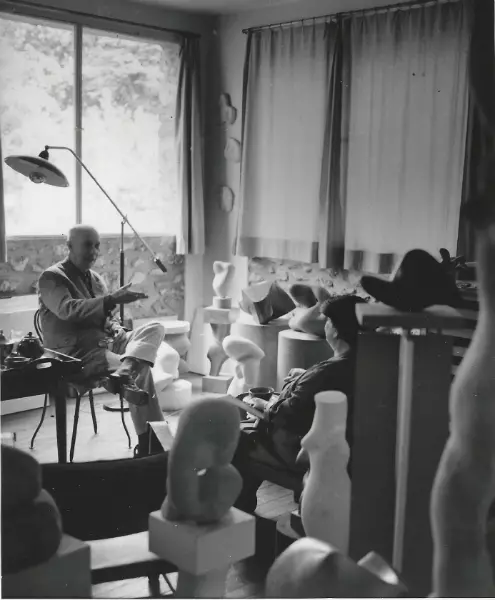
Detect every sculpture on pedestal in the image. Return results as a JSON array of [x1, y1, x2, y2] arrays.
[[266, 537, 407, 598], [161, 397, 243, 525], [430, 197, 495, 597], [240, 280, 295, 325], [206, 262, 236, 378], [288, 284, 331, 338], [360, 249, 466, 312], [2, 446, 63, 575], [223, 335, 265, 397], [297, 391, 351, 553]]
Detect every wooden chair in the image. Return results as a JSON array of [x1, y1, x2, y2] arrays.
[[31, 309, 131, 461], [41, 453, 176, 595]]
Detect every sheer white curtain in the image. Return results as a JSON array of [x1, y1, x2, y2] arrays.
[[236, 21, 338, 262], [343, 0, 470, 274]]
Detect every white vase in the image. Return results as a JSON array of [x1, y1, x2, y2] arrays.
[[300, 390, 351, 553]]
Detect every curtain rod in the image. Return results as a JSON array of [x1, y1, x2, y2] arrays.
[[0, 0, 201, 39], [242, 0, 461, 34]]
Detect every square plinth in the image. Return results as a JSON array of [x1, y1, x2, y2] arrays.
[[202, 375, 233, 394], [203, 306, 240, 325], [2, 535, 91, 598], [149, 508, 255, 575]]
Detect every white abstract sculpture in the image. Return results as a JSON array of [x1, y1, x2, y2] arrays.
[[212, 261, 235, 308], [299, 391, 351, 553], [222, 335, 264, 398]]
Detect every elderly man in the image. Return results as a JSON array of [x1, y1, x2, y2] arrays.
[[38, 225, 165, 457]]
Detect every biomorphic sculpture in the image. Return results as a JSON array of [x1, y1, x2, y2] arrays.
[[265, 537, 407, 598], [222, 335, 265, 397], [288, 284, 331, 338], [2, 446, 63, 575], [161, 397, 243, 524], [240, 280, 295, 325], [298, 391, 351, 553], [430, 200, 495, 597]]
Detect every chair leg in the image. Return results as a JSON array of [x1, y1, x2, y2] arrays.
[[70, 392, 82, 463], [30, 393, 49, 450], [119, 393, 132, 449], [148, 574, 161, 597], [88, 390, 98, 434]]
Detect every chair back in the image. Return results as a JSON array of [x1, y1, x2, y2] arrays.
[[41, 452, 169, 541], [34, 309, 43, 343]]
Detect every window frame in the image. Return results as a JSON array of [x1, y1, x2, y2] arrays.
[[0, 0, 191, 237]]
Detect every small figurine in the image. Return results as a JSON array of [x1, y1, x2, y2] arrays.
[[222, 335, 265, 397]]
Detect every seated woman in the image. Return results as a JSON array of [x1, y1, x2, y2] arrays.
[[233, 294, 367, 512]]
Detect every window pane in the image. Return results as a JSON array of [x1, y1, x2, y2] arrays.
[[0, 15, 76, 236], [81, 30, 180, 235]]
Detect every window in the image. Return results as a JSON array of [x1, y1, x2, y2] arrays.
[[0, 14, 180, 237]]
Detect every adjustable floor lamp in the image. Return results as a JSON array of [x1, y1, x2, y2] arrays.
[[4, 145, 168, 326]]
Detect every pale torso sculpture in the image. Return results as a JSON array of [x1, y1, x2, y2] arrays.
[[207, 262, 236, 377], [430, 216, 495, 597], [161, 397, 243, 524], [222, 335, 265, 397], [298, 391, 351, 553]]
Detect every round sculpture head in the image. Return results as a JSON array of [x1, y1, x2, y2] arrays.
[[265, 537, 406, 598], [161, 397, 243, 524]]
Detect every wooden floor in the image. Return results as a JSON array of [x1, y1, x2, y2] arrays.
[[1, 374, 297, 598]]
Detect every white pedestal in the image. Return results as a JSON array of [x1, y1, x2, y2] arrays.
[[149, 508, 255, 574], [202, 375, 233, 394], [2, 535, 91, 598]]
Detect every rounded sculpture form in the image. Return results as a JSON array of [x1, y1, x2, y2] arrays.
[[1, 446, 63, 575], [223, 335, 265, 397], [161, 397, 243, 524], [265, 537, 407, 598]]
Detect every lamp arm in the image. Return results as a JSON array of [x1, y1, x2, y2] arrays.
[[46, 146, 167, 273]]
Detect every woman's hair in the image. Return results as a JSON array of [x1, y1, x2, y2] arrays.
[[320, 295, 368, 346]]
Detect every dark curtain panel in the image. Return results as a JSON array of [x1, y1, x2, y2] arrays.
[[318, 19, 349, 269], [457, 0, 495, 260]]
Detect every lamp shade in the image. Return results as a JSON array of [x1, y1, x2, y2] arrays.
[[4, 155, 69, 187]]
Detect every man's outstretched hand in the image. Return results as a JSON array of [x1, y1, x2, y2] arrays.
[[110, 283, 148, 305]]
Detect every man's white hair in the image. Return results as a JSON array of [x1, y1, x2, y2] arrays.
[[67, 225, 99, 245]]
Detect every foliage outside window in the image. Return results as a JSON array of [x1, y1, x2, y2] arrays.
[[0, 14, 180, 237]]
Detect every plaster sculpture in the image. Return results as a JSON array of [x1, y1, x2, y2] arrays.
[[222, 335, 265, 397], [219, 186, 235, 213], [2, 446, 63, 575], [298, 391, 351, 553], [161, 397, 243, 524], [219, 93, 237, 125], [150, 397, 256, 597], [265, 537, 407, 598], [288, 284, 332, 338], [240, 280, 296, 325], [213, 261, 235, 303], [430, 202, 495, 597], [224, 138, 242, 163]]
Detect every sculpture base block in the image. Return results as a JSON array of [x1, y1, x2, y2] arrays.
[[149, 508, 255, 575], [213, 296, 232, 309], [204, 306, 240, 325], [202, 375, 233, 394], [2, 535, 91, 599]]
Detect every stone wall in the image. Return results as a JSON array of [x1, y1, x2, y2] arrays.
[[248, 257, 365, 298], [0, 235, 185, 319]]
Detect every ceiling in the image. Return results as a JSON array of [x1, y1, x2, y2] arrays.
[[134, 0, 303, 15]]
